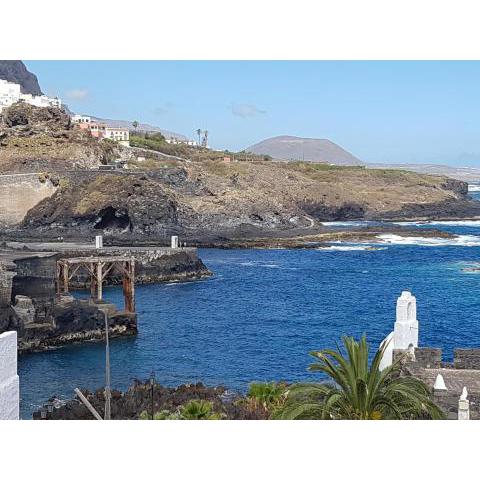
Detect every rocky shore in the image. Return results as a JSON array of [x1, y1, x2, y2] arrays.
[[33, 380, 269, 420], [1, 295, 137, 353], [0, 241, 211, 353]]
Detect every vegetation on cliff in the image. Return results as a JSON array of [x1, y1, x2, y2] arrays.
[[0, 103, 119, 172], [20, 157, 478, 239]]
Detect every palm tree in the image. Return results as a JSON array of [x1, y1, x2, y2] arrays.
[[132, 120, 139, 133], [196, 128, 202, 146], [274, 335, 444, 420], [246, 382, 286, 414], [179, 400, 224, 420]]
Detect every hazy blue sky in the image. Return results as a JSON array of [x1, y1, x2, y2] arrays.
[[25, 61, 480, 166]]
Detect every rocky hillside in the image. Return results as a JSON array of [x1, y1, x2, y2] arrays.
[[247, 135, 364, 165], [0, 103, 120, 172], [0, 60, 42, 95], [19, 160, 480, 240]]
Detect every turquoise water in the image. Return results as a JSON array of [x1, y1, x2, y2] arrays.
[[17, 189, 480, 418]]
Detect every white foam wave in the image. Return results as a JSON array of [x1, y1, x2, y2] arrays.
[[394, 220, 480, 227], [468, 184, 480, 192], [321, 221, 374, 227], [375, 234, 480, 246], [318, 245, 387, 251]]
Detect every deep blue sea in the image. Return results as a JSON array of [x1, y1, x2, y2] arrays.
[[18, 190, 480, 418]]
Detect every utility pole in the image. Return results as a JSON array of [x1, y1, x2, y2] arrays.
[[104, 311, 111, 420]]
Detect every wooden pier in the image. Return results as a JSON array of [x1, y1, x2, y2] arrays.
[[56, 256, 135, 313]]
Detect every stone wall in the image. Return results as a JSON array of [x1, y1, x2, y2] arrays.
[[0, 267, 15, 306], [0, 173, 57, 225], [0, 331, 19, 420], [453, 349, 480, 370]]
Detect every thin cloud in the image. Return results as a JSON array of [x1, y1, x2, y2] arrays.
[[153, 102, 175, 115], [230, 103, 266, 118], [65, 89, 89, 100]]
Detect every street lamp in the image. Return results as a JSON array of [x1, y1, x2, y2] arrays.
[[104, 311, 111, 420], [149, 371, 156, 420]]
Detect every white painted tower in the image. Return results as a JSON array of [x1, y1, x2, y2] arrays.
[[379, 291, 419, 370], [393, 291, 418, 350]]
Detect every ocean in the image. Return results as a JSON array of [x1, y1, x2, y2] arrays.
[[17, 189, 480, 418]]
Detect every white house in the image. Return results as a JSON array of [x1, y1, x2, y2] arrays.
[[0, 79, 61, 111], [71, 114, 91, 124], [0, 79, 21, 109], [104, 127, 130, 146]]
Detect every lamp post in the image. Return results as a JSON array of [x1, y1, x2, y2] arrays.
[[149, 371, 155, 420], [104, 311, 111, 420]]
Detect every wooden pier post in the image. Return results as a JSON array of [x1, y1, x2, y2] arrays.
[[56, 256, 136, 313]]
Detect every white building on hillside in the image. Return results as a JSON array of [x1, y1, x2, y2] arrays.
[[165, 136, 197, 146], [104, 127, 130, 146], [0, 79, 62, 111], [71, 114, 91, 124], [0, 79, 21, 109]]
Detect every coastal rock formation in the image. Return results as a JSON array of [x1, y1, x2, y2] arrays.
[[0, 103, 120, 172], [33, 381, 269, 420], [0, 60, 42, 95], [18, 161, 480, 240], [0, 294, 137, 353]]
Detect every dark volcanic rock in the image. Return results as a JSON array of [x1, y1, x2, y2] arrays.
[[34, 380, 268, 420], [0, 60, 42, 95], [1, 102, 71, 132]]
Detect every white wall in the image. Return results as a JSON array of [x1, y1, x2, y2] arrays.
[[379, 291, 419, 370], [0, 331, 19, 420]]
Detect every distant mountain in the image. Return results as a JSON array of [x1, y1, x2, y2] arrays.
[[0, 60, 42, 95], [367, 163, 480, 182], [246, 135, 364, 166], [90, 116, 188, 140]]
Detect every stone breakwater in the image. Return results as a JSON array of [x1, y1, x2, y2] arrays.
[[0, 242, 212, 352]]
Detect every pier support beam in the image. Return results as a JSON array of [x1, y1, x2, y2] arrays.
[[56, 256, 136, 313]]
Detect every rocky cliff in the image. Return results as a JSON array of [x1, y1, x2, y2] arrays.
[[0, 60, 42, 95], [18, 161, 480, 240], [0, 103, 120, 172]]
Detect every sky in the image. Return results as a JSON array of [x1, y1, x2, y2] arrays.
[[24, 61, 480, 167]]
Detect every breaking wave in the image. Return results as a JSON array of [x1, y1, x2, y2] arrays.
[[394, 220, 480, 227], [317, 245, 387, 251], [321, 221, 377, 227], [374, 234, 480, 246]]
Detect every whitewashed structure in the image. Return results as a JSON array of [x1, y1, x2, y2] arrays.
[[171, 236, 179, 249], [0, 331, 19, 420], [0, 79, 61, 111], [71, 114, 91, 124], [104, 127, 130, 146], [458, 387, 470, 420], [0, 80, 21, 108], [379, 291, 419, 370], [95, 235, 103, 249], [165, 136, 196, 146]]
